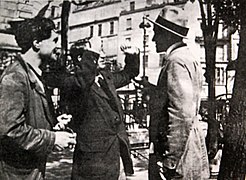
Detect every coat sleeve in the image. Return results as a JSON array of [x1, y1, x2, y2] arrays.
[[0, 72, 55, 155], [163, 60, 196, 169], [112, 53, 140, 89]]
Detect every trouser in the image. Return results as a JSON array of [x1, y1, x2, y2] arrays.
[[149, 153, 163, 180], [118, 157, 126, 180]]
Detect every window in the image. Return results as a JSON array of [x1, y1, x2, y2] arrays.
[[51, 6, 56, 18], [110, 21, 114, 35], [56, 21, 60, 30], [126, 18, 132, 30], [216, 46, 224, 61], [130, 1, 135, 11], [145, 35, 149, 47], [143, 55, 148, 68], [202, 67, 207, 85], [200, 45, 205, 61], [90, 26, 93, 37], [146, 0, 153, 5], [98, 24, 102, 36], [215, 67, 225, 85], [125, 37, 131, 42], [159, 53, 166, 67]]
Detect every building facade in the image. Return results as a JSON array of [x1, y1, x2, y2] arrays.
[[52, 0, 238, 99], [52, 0, 191, 83], [0, 0, 238, 99], [0, 0, 54, 73]]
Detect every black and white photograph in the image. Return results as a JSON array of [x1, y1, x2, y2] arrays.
[[0, 0, 244, 179]]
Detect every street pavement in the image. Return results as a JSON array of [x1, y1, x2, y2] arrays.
[[46, 128, 149, 180], [45, 149, 219, 180], [45, 127, 218, 180], [46, 148, 148, 180]]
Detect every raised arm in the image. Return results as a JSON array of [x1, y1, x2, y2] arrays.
[[113, 46, 140, 89]]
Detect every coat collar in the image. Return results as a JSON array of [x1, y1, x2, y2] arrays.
[[101, 70, 124, 116], [91, 70, 113, 100], [91, 83, 109, 100], [16, 55, 46, 97], [16, 55, 55, 126], [166, 41, 187, 57], [91, 70, 124, 116]]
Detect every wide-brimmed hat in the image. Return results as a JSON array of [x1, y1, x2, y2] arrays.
[[154, 5, 189, 37]]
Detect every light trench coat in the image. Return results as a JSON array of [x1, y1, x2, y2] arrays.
[[149, 43, 210, 180]]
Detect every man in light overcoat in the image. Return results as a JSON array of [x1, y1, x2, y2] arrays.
[[147, 5, 210, 180]]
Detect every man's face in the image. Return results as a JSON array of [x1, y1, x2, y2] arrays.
[[152, 26, 169, 53], [38, 31, 60, 61], [97, 52, 107, 69], [97, 57, 106, 69]]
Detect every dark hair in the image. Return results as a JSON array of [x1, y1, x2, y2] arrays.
[[11, 17, 55, 53]]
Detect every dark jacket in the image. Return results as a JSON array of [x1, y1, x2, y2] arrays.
[[0, 55, 55, 180], [63, 52, 139, 180]]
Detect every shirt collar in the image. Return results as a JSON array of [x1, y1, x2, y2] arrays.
[[166, 42, 186, 56]]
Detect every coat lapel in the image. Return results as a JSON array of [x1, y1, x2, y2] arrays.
[[16, 55, 46, 97], [100, 71, 124, 117], [90, 70, 124, 118], [91, 83, 110, 100], [16, 56, 54, 126]]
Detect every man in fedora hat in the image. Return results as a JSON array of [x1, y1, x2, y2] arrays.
[[145, 5, 210, 180]]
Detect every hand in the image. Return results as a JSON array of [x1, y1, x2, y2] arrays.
[[120, 44, 139, 55], [53, 114, 72, 131], [149, 142, 155, 154], [54, 131, 76, 151], [157, 161, 182, 180], [134, 77, 156, 102], [199, 120, 208, 138], [134, 76, 153, 88], [157, 161, 167, 180]]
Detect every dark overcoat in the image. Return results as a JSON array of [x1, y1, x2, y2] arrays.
[[63, 53, 139, 180], [0, 55, 55, 180]]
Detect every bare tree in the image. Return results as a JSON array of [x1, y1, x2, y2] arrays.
[[191, 0, 220, 160], [212, 0, 246, 179], [191, 1, 246, 178]]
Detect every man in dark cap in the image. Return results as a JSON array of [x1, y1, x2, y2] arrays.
[[0, 16, 76, 179], [62, 40, 140, 180], [146, 5, 210, 180]]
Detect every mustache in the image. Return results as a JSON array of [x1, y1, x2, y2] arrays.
[[50, 47, 62, 61], [52, 47, 61, 56]]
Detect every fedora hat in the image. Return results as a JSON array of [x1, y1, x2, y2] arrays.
[[155, 5, 189, 37]]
